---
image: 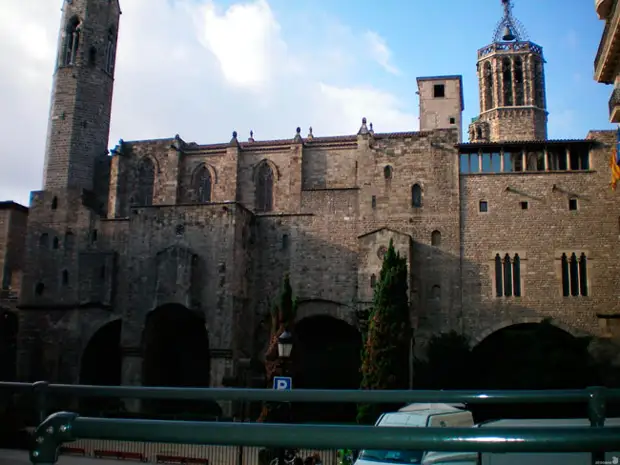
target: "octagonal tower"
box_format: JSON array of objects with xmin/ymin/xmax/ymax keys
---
[{"xmin": 469, "ymin": 0, "xmax": 548, "ymax": 143}]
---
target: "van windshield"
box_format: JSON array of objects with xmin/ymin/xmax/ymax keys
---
[{"xmin": 357, "ymin": 449, "xmax": 424, "ymax": 464}]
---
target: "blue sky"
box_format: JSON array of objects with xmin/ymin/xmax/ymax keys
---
[
  {"xmin": 261, "ymin": 0, "xmax": 611, "ymax": 139},
  {"xmin": 0, "ymin": 0, "xmax": 613, "ymax": 205}
]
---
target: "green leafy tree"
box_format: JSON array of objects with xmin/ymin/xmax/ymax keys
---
[
  {"xmin": 357, "ymin": 239, "xmax": 411, "ymax": 424},
  {"xmin": 412, "ymin": 331, "xmax": 473, "ymax": 390},
  {"xmin": 257, "ymin": 273, "xmax": 297, "ymax": 423}
]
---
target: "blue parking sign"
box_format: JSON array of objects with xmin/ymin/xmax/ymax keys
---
[{"xmin": 273, "ymin": 376, "xmax": 292, "ymax": 390}]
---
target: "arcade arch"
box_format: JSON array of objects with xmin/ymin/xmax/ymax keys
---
[
  {"xmin": 470, "ymin": 322, "xmax": 596, "ymax": 420},
  {"xmin": 79, "ymin": 319, "xmax": 122, "ymax": 414},
  {"xmin": 292, "ymin": 314, "xmax": 362, "ymax": 423},
  {"xmin": 142, "ymin": 304, "xmax": 219, "ymax": 418}
]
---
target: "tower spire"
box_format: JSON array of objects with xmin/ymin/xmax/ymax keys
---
[{"xmin": 492, "ymin": 0, "xmax": 528, "ymax": 43}]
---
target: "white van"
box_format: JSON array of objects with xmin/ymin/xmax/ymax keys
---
[{"xmin": 353, "ymin": 403, "xmax": 476, "ymax": 465}]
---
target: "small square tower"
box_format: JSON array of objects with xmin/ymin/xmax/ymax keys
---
[{"xmin": 416, "ymin": 75, "xmax": 464, "ymax": 142}]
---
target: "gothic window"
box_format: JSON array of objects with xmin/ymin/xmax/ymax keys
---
[
  {"xmin": 35, "ymin": 283, "xmax": 45, "ymax": 296},
  {"xmin": 561, "ymin": 253, "xmax": 588, "ymax": 297},
  {"xmin": 494, "ymin": 253, "xmax": 521, "ymax": 297},
  {"xmin": 370, "ymin": 274, "xmax": 377, "ymax": 288},
  {"xmin": 88, "ymin": 46, "xmax": 97, "ymax": 67},
  {"xmin": 483, "ymin": 62, "xmax": 494, "ymax": 111},
  {"xmin": 104, "ymin": 27, "xmax": 115, "ymax": 74},
  {"xmin": 282, "ymin": 234, "xmax": 289, "ymax": 250},
  {"xmin": 63, "ymin": 17, "xmax": 81, "ymax": 66},
  {"xmin": 502, "ymin": 58, "xmax": 513, "ymax": 106},
  {"xmin": 91, "ymin": 229, "xmax": 98, "ymax": 243},
  {"xmin": 431, "ymin": 285, "xmax": 441, "ymax": 300},
  {"xmin": 371, "ymin": 195, "xmax": 377, "ymax": 209},
  {"xmin": 39, "ymin": 233, "xmax": 49, "ymax": 247},
  {"xmin": 194, "ymin": 165, "xmax": 212, "ymax": 203},
  {"xmin": 476, "ymin": 127, "xmax": 482, "ymax": 140},
  {"xmin": 136, "ymin": 157, "xmax": 155, "ymax": 206},
  {"xmin": 256, "ymin": 162, "xmax": 274, "ymax": 212},
  {"xmin": 514, "ymin": 57, "xmax": 524, "ymax": 105},
  {"xmin": 51, "ymin": 197, "xmax": 58, "ymax": 210},
  {"xmin": 53, "ymin": 237, "xmax": 60, "ymax": 249},
  {"xmin": 384, "ymin": 165, "xmax": 393, "ymax": 180},
  {"xmin": 534, "ymin": 59, "xmax": 545, "ymax": 109},
  {"xmin": 431, "ymin": 230, "xmax": 441, "ymax": 247},
  {"xmin": 64, "ymin": 231, "xmax": 74, "ymax": 250},
  {"xmin": 411, "ymin": 184, "xmax": 422, "ymax": 208}
]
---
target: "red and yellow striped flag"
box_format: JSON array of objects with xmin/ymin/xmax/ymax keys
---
[{"xmin": 611, "ymin": 127, "xmax": 620, "ymax": 190}]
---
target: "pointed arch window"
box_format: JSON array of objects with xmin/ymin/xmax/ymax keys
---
[
  {"xmin": 484, "ymin": 61, "xmax": 494, "ymax": 111},
  {"xmin": 561, "ymin": 252, "xmax": 588, "ymax": 297},
  {"xmin": 104, "ymin": 27, "xmax": 115, "ymax": 74},
  {"xmin": 194, "ymin": 166, "xmax": 212, "ymax": 203},
  {"xmin": 514, "ymin": 57, "xmax": 524, "ymax": 105},
  {"xmin": 63, "ymin": 17, "xmax": 81, "ymax": 66},
  {"xmin": 136, "ymin": 157, "xmax": 155, "ymax": 206},
  {"xmin": 494, "ymin": 253, "xmax": 522, "ymax": 298},
  {"xmin": 411, "ymin": 184, "xmax": 422, "ymax": 208},
  {"xmin": 502, "ymin": 58, "xmax": 513, "ymax": 106},
  {"xmin": 256, "ymin": 162, "xmax": 274, "ymax": 212}
]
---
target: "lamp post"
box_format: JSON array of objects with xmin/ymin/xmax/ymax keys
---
[{"xmin": 276, "ymin": 330, "xmax": 293, "ymax": 465}]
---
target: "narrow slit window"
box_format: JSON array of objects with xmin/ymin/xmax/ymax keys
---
[
  {"xmin": 494, "ymin": 254, "xmax": 503, "ymax": 297},
  {"xmin": 503, "ymin": 254, "xmax": 513, "ymax": 297}
]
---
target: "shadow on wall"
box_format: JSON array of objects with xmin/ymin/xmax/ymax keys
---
[{"xmin": 247, "ymin": 216, "xmax": 616, "ymax": 422}]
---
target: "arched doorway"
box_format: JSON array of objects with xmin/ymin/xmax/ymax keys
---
[
  {"xmin": 470, "ymin": 322, "xmax": 597, "ymax": 421},
  {"xmin": 79, "ymin": 319, "xmax": 122, "ymax": 415},
  {"xmin": 0, "ymin": 310, "xmax": 17, "ymax": 381},
  {"xmin": 293, "ymin": 315, "xmax": 362, "ymax": 424},
  {"xmin": 142, "ymin": 304, "xmax": 219, "ymax": 419}
]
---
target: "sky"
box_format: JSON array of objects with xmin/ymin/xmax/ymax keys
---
[{"xmin": 0, "ymin": 0, "xmax": 613, "ymax": 207}]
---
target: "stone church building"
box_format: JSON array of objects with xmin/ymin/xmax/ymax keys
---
[{"xmin": 4, "ymin": 0, "xmax": 620, "ymax": 393}]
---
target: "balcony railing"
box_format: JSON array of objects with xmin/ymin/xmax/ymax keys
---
[
  {"xmin": 0, "ymin": 382, "xmax": 618, "ymax": 465},
  {"xmin": 609, "ymin": 87, "xmax": 620, "ymax": 122}
]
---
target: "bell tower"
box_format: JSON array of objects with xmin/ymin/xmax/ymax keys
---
[
  {"xmin": 469, "ymin": 0, "xmax": 547, "ymax": 143},
  {"xmin": 42, "ymin": 0, "xmax": 121, "ymax": 192}
]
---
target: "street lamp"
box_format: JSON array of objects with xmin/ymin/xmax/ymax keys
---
[
  {"xmin": 277, "ymin": 330, "xmax": 293, "ymax": 359},
  {"xmin": 275, "ymin": 330, "xmax": 294, "ymax": 465}
]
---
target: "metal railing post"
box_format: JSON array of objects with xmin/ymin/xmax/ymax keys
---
[
  {"xmin": 32, "ymin": 381, "xmax": 49, "ymax": 425},
  {"xmin": 587, "ymin": 386, "xmax": 607, "ymax": 465},
  {"xmin": 30, "ymin": 411, "xmax": 78, "ymax": 465}
]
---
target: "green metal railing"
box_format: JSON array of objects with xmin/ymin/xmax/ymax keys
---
[{"xmin": 1, "ymin": 382, "xmax": 619, "ymax": 465}]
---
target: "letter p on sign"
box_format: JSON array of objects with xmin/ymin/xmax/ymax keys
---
[{"xmin": 273, "ymin": 376, "xmax": 292, "ymax": 390}]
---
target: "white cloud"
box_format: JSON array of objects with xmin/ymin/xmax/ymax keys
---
[
  {"xmin": 0, "ymin": 0, "xmax": 414, "ymax": 206},
  {"xmin": 363, "ymin": 31, "xmax": 400, "ymax": 75}
]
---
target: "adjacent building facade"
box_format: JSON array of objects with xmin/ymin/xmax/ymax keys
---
[
  {"xmin": 595, "ymin": 0, "xmax": 620, "ymax": 122},
  {"xmin": 7, "ymin": 0, "xmax": 620, "ymax": 392}
]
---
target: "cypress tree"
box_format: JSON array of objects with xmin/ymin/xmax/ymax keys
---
[{"xmin": 357, "ymin": 239, "xmax": 411, "ymax": 424}]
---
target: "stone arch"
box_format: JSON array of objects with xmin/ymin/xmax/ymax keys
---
[
  {"xmin": 470, "ymin": 317, "xmax": 584, "ymax": 348},
  {"xmin": 0, "ymin": 309, "xmax": 18, "ymax": 381},
  {"xmin": 470, "ymin": 321, "xmax": 597, "ymax": 401},
  {"xmin": 135, "ymin": 156, "xmax": 156, "ymax": 206},
  {"xmin": 293, "ymin": 314, "xmax": 362, "ymax": 423},
  {"xmin": 62, "ymin": 15, "xmax": 82, "ymax": 66},
  {"xmin": 295, "ymin": 299, "xmax": 357, "ymax": 326},
  {"xmin": 191, "ymin": 163, "xmax": 217, "ymax": 203},
  {"xmin": 254, "ymin": 160, "xmax": 277, "ymax": 213},
  {"xmin": 411, "ymin": 183, "xmax": 422, "ymax": 208},
  {"xmin": 252, "ymin": 158, "xmax": 280, "ymax": 182},
  {"xmin": 141, "ymin": 304, "xmax": 220, "ymax": 417},
  {"xmin": 79, "ymin": 318, "xmax": 122, "ymax": 414}
]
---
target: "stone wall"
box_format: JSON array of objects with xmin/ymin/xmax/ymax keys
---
[
  {"xmin": 0, "ymin": 202, "xmax": 28, "ymax": 293},
  {"xmin": 460, "ymin": 130, "xmax": 618, "ymax": 344}
]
